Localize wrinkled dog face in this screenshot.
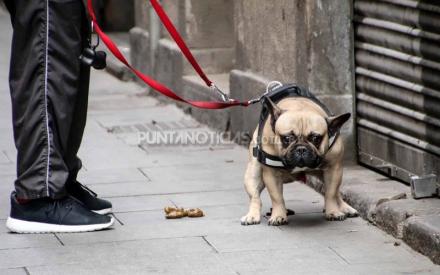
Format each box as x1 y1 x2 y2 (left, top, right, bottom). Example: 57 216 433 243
265 98 351 169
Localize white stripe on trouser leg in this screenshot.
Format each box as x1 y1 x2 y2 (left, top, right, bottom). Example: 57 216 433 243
44 0 51 197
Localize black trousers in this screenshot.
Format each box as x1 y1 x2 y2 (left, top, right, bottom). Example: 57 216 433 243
6 0 91 199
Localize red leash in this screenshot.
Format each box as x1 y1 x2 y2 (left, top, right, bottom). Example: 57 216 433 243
86 0 250 109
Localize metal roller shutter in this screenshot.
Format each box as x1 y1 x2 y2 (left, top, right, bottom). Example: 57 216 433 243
354 0 440 197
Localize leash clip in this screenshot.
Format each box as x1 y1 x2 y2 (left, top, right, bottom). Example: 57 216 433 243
211 84 233 102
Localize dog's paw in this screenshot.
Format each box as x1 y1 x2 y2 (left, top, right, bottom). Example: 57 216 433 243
268 215 288 226
340 202 359 218
241 213 261 226
325 211 347 221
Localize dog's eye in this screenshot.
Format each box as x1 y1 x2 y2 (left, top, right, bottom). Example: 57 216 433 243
308 134 322 146
280 134 296 147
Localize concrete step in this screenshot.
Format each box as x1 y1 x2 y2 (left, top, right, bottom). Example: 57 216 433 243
180 74 231 132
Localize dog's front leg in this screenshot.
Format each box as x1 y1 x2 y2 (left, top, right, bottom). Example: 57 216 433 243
263 169 288 226
324 163 350 221
323 166 344 220
241 159 265 225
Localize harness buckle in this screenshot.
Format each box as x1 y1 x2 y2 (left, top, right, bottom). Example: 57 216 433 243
247 80 284 105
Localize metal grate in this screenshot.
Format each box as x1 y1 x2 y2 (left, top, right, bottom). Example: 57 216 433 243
354 0 440 188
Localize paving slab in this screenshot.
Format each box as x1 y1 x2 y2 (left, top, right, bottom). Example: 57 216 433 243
0 237 216 270
0 233 61 250
0 268 28 275
219 248 346 275
77 167 149 185
0 151 10 164
0 163 15 177
27 254 236 275
91 105 190 129
88 181 241 198
88 93 158 113
107 193 173 213
56 218 279 246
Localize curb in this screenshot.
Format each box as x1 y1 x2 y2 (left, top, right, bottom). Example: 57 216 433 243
307 168 440 265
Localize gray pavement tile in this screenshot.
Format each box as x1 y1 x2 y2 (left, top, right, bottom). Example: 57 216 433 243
140 162 246 183
108 194 173 212
219 248 346 275
78 134 154 171
57 218 278 246
339 262 440 275
27 253 236 275
205 230 322 253
0 197 11 218
77 167 149 185
136 147 248 168
3 149 15 163
0 163 15 177
114 209 166 224
0 151 10 164
0 233 61 250
90 105 190 129
329 235 425 265
169 189 246 208
139 139 238 155
0 237 215 270
86 181 155 198
0 135 14 153
0 175 15 192
92 180 242 198
0 268 27 275
88 94 158 113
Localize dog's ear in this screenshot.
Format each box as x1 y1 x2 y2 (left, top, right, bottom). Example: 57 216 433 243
265 97 284 132
326 113 351 137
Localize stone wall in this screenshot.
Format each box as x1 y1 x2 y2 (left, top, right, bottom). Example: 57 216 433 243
130 0 355 160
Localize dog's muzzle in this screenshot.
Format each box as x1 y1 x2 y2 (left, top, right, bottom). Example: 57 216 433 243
282 146 322 169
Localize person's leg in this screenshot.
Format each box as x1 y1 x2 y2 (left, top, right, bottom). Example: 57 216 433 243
6 0 113 233
64 0 91 184
9 0 90 199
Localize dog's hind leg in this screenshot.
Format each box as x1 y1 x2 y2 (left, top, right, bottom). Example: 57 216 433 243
241 159 265 226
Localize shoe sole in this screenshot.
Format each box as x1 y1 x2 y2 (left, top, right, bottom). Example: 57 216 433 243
5 217 115 234
92 208 113 215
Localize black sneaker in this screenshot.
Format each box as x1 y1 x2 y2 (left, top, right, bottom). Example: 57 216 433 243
67 182 113 215
6 193 114 234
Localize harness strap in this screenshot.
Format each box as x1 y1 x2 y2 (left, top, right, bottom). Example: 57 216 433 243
86 0 250 109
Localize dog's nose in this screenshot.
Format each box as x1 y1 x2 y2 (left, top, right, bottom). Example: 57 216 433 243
295 146 307 156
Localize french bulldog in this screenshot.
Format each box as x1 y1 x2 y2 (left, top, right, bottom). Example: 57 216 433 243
241 96 358 226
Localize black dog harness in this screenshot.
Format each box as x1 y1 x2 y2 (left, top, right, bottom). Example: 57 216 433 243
252 84 340 169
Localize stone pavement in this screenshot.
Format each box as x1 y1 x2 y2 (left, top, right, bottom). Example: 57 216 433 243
0 8 440 275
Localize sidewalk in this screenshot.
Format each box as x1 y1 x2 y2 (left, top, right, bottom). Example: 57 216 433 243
0 9 439 275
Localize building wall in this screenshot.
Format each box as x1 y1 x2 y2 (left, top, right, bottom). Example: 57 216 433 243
130 0 355 160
